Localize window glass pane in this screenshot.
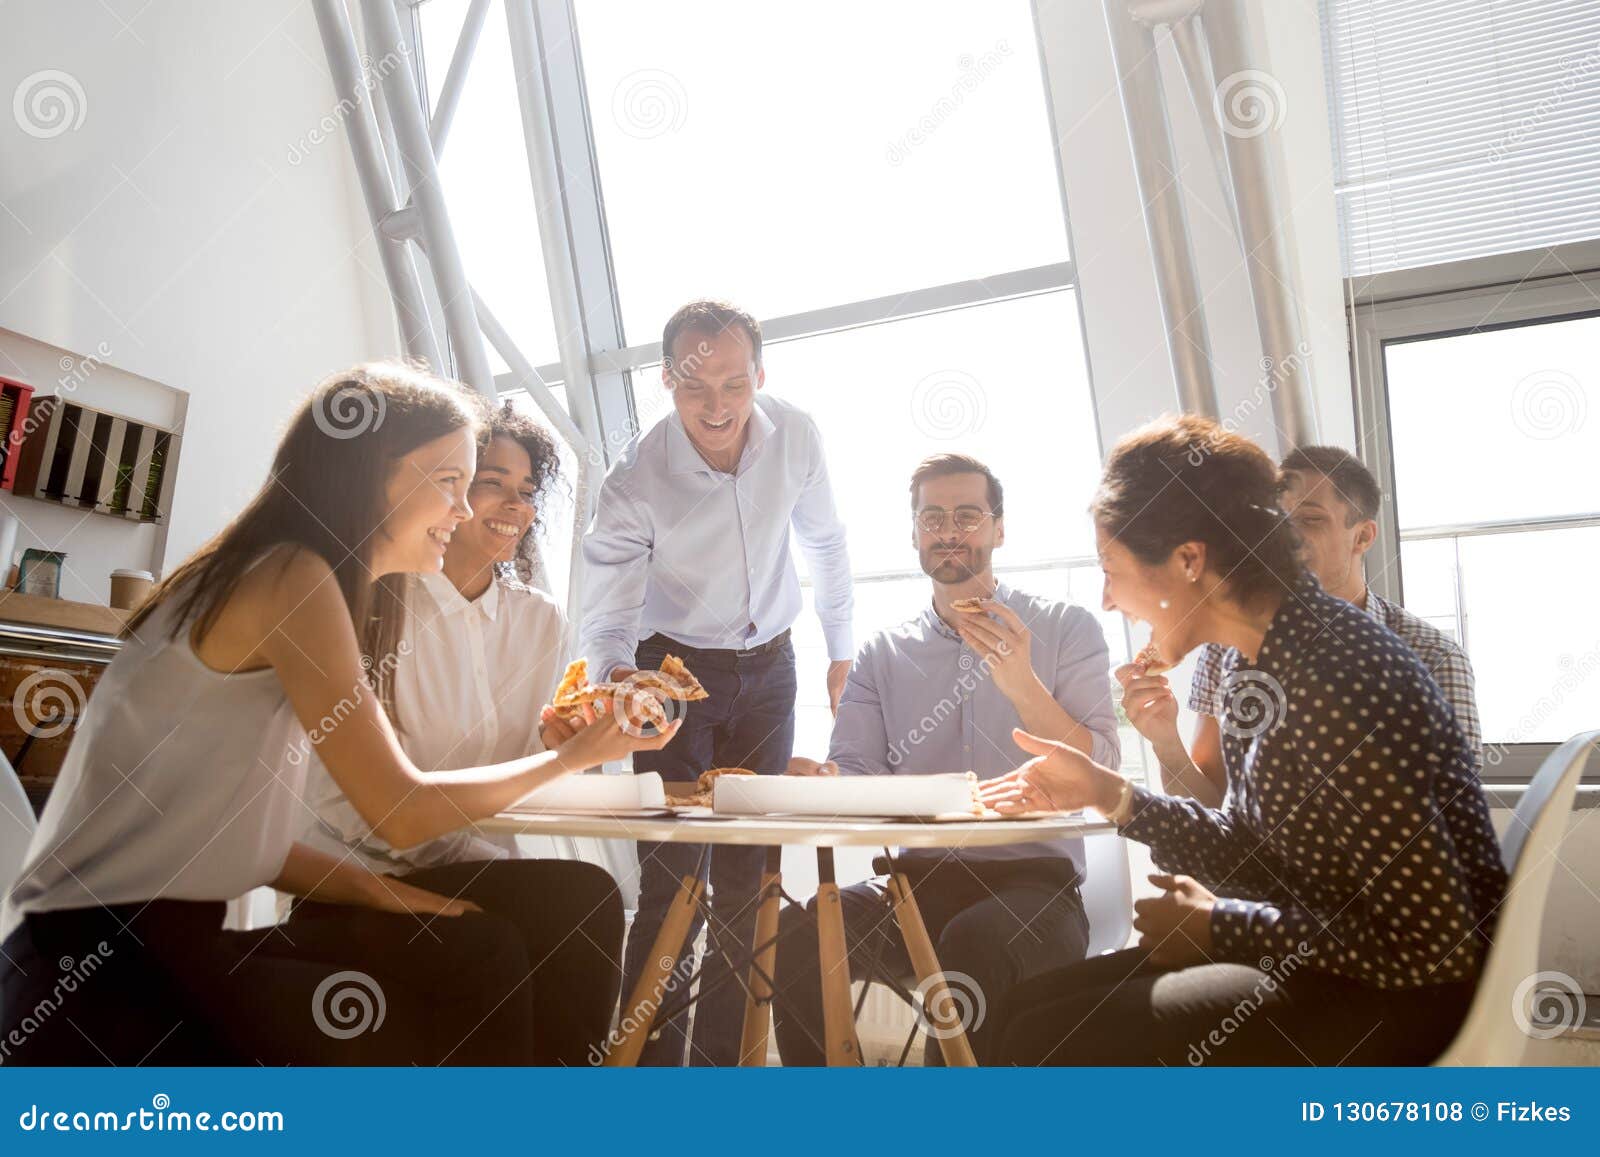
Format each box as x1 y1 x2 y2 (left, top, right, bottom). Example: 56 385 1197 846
1383 313 1600 528
573 0 1070 339
418 0 560 374
1386 312 1600 750
1396 537 1462 645
751 292 1103 575
1455 526 1600 745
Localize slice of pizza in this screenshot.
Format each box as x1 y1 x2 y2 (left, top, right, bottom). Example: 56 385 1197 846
594 683 669 728
950 596 988 612
698 766 756 793
632 654 709 702
550 659 592 717
1134 643 1172 676
966 770 985 817
675 766 756 808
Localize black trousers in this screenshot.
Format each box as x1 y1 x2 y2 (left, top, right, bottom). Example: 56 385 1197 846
773 856 1089 1066
994 947 1476 1065
306 857 624 1066
2 897 537 1065
624 633 797 1066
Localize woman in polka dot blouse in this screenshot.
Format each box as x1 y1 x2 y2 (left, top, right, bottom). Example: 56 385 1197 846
981 415 1507 1065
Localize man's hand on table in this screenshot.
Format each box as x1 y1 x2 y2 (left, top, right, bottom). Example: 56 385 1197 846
787 756 839 776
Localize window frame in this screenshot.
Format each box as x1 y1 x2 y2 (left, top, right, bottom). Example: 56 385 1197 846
403 0 1152 781
1348 237 1600 782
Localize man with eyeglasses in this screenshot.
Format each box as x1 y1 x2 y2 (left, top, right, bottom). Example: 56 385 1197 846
579 300 854 1066
773 453 1119 1065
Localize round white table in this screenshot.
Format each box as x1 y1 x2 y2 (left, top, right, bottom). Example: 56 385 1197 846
479 809 1113 1066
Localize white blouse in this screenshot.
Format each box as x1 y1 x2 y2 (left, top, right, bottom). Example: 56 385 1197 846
3 589 305 940
301 569 568 872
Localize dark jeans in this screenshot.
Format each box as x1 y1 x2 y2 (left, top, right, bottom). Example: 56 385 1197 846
2 897 537 1065
773 855 1090 1066
621 632 796 1066
994 947 1476 1065
288 858 623 1066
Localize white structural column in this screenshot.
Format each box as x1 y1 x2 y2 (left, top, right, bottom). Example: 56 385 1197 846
1102 0 1220 419
1203 0 1316 446
360 0 497 398
1104 0 1320 447
428 0 492 157
503 0 636 468
314 0 604 627
312 0 441 369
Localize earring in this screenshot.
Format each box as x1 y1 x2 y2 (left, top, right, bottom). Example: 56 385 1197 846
1158 598 1170 610
1188 571 1197 583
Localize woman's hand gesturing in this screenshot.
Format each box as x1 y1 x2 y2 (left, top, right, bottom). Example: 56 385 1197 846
978 728 1124 815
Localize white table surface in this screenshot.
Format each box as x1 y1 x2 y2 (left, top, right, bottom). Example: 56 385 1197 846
477 809 1114 848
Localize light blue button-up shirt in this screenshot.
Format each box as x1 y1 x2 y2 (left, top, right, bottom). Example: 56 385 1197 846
579 394 853 680
828 583 1120 874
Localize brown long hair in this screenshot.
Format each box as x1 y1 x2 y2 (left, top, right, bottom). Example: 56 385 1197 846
1091 414 1302 607
127 362 485 717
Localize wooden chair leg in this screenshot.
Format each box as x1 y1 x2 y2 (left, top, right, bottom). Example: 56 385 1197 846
887 870 978 1067
605 874 704 1067
738 846 783 1066
814 847 862 1066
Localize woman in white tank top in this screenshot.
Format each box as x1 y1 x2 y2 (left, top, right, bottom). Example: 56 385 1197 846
0 363 676 1066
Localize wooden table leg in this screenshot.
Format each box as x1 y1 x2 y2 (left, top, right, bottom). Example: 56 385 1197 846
814 847 862 1066
886 869 978 1067
605 873 704 1067
737 845 783 1066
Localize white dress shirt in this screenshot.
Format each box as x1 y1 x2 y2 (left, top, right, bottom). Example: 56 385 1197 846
301 569 568 871
578 393 853 679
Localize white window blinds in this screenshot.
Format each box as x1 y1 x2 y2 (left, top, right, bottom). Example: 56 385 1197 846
1321 0 1600 276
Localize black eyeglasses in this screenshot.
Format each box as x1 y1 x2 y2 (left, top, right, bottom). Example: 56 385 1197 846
915 506 996 534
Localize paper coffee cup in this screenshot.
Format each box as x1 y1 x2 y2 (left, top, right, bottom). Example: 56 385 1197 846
110 568 155 610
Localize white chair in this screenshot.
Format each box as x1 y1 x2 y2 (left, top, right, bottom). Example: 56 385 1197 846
1434 728 1599 1065
0 748 38 900
1082 832 1134 956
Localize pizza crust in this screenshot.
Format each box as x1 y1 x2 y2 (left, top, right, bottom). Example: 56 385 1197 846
672 766 756 808
1134 643 1172 676
551 654 708 722
630 654 709 702
950 596 987 612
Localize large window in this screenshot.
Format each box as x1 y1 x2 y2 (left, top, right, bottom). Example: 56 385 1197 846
415 0 561 376
411 0 1142 777
1381 311 1600 749
1324 0 1600 776
1347 258 1600 775
572 0 1071 340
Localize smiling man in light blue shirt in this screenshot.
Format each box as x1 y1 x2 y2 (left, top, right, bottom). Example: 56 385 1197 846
579 299 853 1066
773 452 1118 1065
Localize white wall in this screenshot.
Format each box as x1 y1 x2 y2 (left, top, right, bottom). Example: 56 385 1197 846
0 0 397 592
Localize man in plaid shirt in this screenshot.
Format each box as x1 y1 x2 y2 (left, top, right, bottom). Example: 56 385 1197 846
1118 445 1482 808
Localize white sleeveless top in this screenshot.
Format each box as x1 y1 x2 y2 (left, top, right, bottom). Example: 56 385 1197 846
1 587 305 941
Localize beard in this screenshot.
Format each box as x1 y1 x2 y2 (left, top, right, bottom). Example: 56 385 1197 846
920 542 991 584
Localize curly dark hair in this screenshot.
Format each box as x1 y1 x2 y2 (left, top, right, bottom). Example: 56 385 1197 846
480 399 565 585
1091 414 1302 607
